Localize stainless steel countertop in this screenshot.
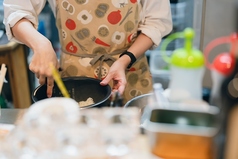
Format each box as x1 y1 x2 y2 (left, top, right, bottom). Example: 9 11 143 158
0 109 26 124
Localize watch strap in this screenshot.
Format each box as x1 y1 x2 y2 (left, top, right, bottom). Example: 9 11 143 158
119 51 137 69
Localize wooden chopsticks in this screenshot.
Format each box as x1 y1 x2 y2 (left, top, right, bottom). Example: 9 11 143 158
0 64 7 94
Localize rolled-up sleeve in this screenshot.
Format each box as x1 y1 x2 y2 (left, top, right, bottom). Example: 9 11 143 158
3 0 47 43
139 0 173 49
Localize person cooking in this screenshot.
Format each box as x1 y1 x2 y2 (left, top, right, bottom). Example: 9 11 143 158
3 0 172 103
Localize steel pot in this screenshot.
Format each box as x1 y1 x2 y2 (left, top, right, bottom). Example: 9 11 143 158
124 93 154 125
124 93 154 108
32 76 111 109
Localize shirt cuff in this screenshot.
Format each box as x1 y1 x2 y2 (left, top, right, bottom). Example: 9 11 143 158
139 21 172 50
4 11 38 43
139 28 162 50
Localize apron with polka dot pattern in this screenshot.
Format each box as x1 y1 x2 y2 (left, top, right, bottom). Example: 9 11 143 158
56 0 153 103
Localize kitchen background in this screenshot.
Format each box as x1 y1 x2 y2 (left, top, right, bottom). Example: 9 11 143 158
0 0 237 105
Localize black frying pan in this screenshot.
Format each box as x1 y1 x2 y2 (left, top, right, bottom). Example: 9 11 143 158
32 76 111 109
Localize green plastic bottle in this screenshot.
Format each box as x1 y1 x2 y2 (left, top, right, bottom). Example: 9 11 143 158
161 28 205 102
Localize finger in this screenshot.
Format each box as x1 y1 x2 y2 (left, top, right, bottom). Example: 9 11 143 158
117 85 125 95
29 63 36 73
39 75 46 85
100 74 112 86
47 77 54 98
113 80 126 95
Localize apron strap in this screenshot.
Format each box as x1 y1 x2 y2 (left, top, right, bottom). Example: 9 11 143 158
89 54 116 65
61 48 129 79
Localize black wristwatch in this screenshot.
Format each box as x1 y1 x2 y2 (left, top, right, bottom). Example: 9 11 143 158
119 50 137 69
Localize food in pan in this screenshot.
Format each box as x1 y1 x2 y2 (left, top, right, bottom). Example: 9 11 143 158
78 97 95 107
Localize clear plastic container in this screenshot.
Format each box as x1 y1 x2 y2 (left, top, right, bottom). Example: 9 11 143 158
149 50 172 89
153 83 169 107
0 0 4 30
170 1 187 32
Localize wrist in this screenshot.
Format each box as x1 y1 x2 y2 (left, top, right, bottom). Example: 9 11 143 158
32 36 51 52
119 50 137 69
117 55 131 70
